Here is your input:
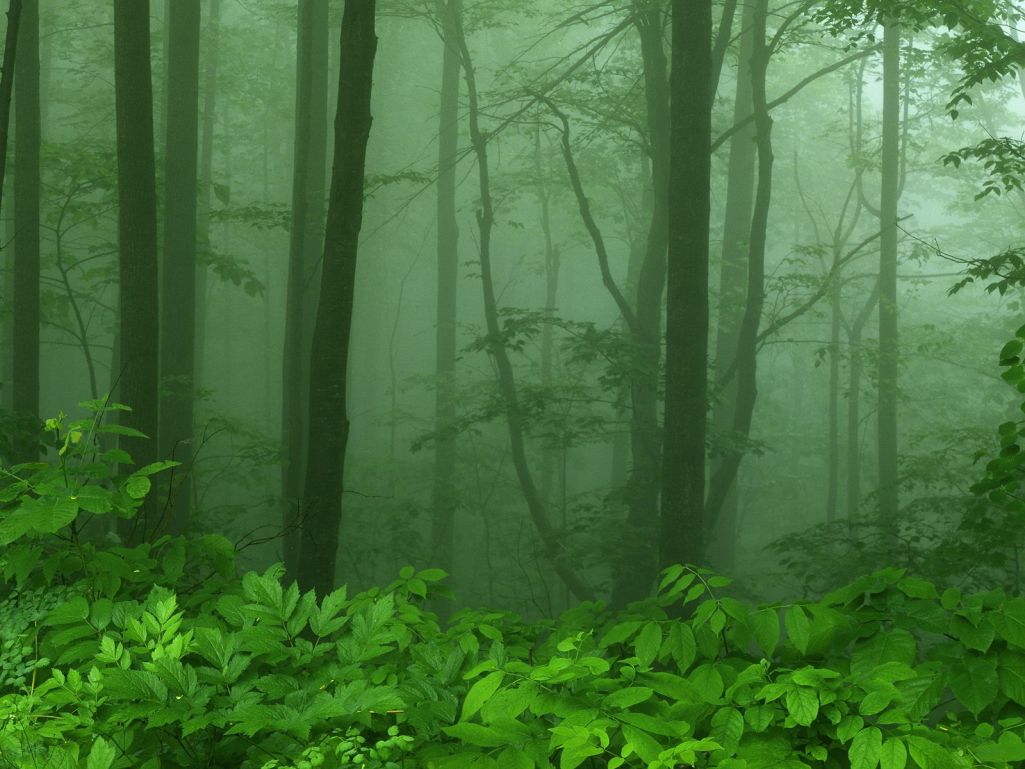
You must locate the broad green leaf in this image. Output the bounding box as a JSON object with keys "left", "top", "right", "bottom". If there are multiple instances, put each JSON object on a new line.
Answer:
{"left": 750, "top": 608, "right": 780, "bottom": 656}
{"left": 462, "top": 671, "right": 505, "bottom": 722}
{"left": 602, "top": 687, "right": 653, "bottom": 709}
{"left": 600, "top": 621, "right": 642, "bottom": 649}
{"left": 669, "top": 621, "right": 697, "bottom": 672}
{"left": 785, "top": 686, "right": 818, "bottom": 726}
{"left": 124, "top": 475, "right": 151, "bottom": 500}
{"left": 849, "top": 727, "right": 882, "bottom": 769}
{"left": 879, "top": 737, "right": 907, "bottom": 769}
{"left": 836, "top": 714, "right": 864, "bottom": 743}
{"left": 442, "top": 722, "right": 509, "bottom": 748}
{"left": 896, "top": 576, "right": 938, "bottom": 600}
{"left": 621, "top": 724, "right": 663, "bottom": 763}
{"left": 87, "top": 736, "right": 117, "bottom": 769}
{"left": 851, "top": 629, "right": 916, "bottom": 678}
{"left": 950, "top": 654, "right": 997, "bottom": 715}
{"left": 634, "top": 622, "right": 662, "bottom": 667}
{"left": 710, "top": 707, "right": 745, "bottom": 753}
{"left": 1000, "top": 598, "right": 1025, "bottom": 649}
{"left": 785, "top": 605, "right": 810, "bottom": 654}
{"left": 999, "top": 650, "right": 1025, "bottom": 706}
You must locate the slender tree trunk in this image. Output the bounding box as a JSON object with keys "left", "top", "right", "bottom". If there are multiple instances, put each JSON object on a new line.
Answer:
{"left": 826, "top": 279, "right": 841, "bottom": 521}
{"left": 701, "top": 0, "right": 773, "bottom": 556}
{"left": 877, "top": 20, "right": 900, "bottom": 521}
{"left": 283, "top": 0, "right": 329, "bottom": 579}
{"left": 431, "top": 0, "right": 461, "bottom": 602}
{"left": 0, "top": 0, "right": 22, "bottom": 218}
{"left": 113, "top": 0, "right": 159, "bottom": 546}
{"left": 706, "top": 0, "right": 756, "bottom": 571}
{"left": 194, "top": 0, "right": 220, "bottom": 409}
{"left": 454, "top": 12, "right": 594, "bottom": 603}
{"left": 847, "top": 279, "right": 878, "bottom": 518}
{"left": 661, "top": 0, "right": 713, "bottom": 571}
{"left": 159, "top": 0, "right": 200, "bottom": 537}
{"left": 536, "top": 120, "right": 560, "bottom": 510}
{"left": 296, "top": 0, "right": 377, "bottom": 597}
{"left": 11, "top": 0, "right": 36, "bottom": 462}
{"left": 610, "top": 4, "right": 669, "bottom": 608}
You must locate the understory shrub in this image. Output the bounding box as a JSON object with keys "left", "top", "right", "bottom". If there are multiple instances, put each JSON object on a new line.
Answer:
{"left": 2, "top": 401, "right": 1025, "bottom": 767}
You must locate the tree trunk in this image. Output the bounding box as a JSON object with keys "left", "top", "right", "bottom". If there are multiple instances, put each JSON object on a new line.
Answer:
{"left": 159, "top": 0, "right": 200, "bottom": 537}
{"left": 431, "top": 0, "right": 461, "bottom": 609}
{"left": 610, "top": 4, "right": 669, "bottom": 608}
{"left": 194, "top": 0, "right": 220, "bottom": 401}
{"left": 12, "top": 0, "right": 36, "bottom": 462}
{"left": 113, "top": 0, "right": 160, "bottom": 546}
{"left": 0, "top": 0, "right": 22, "bottom": 217}
{"left": 283, "top": 0, "right": 329, "bottom": 579}
{"left": 701, "top": 0, "right": 773, "bottom": 555}
{"left": 454, "top": 11, "right": 594, "bottom": 604}
{"left": 296, "top": 0, "right": 377, "bottom": 598}
{"left": 661, "top": 0, "right": 714, "bottom": 572}
{"left": 847, "top": 280, "right": 878, "bottom": 519}
{"left": 877, "top": 19, "right": 900, "bottom": 521}
{"left": 706, "top": 0, "right": 756, "bottom": 572}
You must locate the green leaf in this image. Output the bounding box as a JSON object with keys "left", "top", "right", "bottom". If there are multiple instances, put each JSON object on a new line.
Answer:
{"left": 785, "top": 686, "right": 818, "bottom": 726}
{"left": 785, "top": 605, "right": 810, "bottom": 654}
{"left": 462, "top": 671, "right": 505, "bottom": 722}
{"left": 879, "top": 737, "right": 907, "bottom": 769}
{"left": 600, "top": 621, "right": 642, "bottom": 649}
{"left": 1000, "top": 597, "right": 1025, "bottom": 649}
{"left": 896, "top": 576, "right": 938, "bottom": 600}
{"left": 849, "top": 727, "right": 882, "bottom": 769}
{"left": 442, "top": 722, "right": 509, "bottom": 748}
{"left": 750, "top": 608, "right": 780, "bottom": 656}
{"left": 602, "top": 686, "right": 653, "bottom": 709}
{"left": 836, "top": 715, "right": 864, "bottom": 743}
{"left": 669, "top": 621, "right": 697, "bottom": 672}
{"left": 851, "top": 629, "right": 916, "bottom": 678}
{"left": 710, "top": 707, "right": 745, "bottom": 753}
{"left": 950, "top": 654, "right": 997, "bottom": 715}
{"left": 999, "top": 650, "right": 1025, "bottom": 706}
{"left": 634, "top": 621, "right": 661, "bottom": 667}
{"left": 621, "top": 724, "right": 663, "bottom": 763}
{"left": 87, "top": 736, "right": 117, "bottom": 769}
{"left": 124, "top": 475, "right": 151, "bottom": 499}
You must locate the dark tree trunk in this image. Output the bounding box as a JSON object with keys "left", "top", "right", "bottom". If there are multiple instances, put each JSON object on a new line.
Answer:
{"left": 194, "top": 0, "right": 220, "bottom": 398}
{"left": 701, "top": 0, "right": 773, "bottom": 554}
{"left": 661, "top": 0, "right": 713, "bottom": 571}
{"left": 610, "top": 4, "right": 669, "bottom": 608}
{"left": 12, "top": 0, "right": 36, "bottom": 463}
{"left": 159, "top": 0, "right": 200, "bottom": 537}
{"left": 431, "top": 0, "right": 461, "bottom": 604}
{"left": 297, "top": 0, "right": 377, "bottom": 597}
{"left": 113, "top": 0, "right": 160, "bottom": 546}
{"left": 0, "top": 0, "right": 22, "bottom": 216}
{"left": 706, "top": 0, "right": 756, "bottom": 572}
{"left": 283, "top": 0, "right": 329, "bottom": 579}
{"left": 877, "top": 20, "right": 900, "bottom": 521}
{"left": 847, "top": 280, "right": 878, "bottom": 519}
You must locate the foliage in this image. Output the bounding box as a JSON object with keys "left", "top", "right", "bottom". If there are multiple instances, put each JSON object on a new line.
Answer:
{"left": 2, "top": 416, "right": 1025, "bottom": 768}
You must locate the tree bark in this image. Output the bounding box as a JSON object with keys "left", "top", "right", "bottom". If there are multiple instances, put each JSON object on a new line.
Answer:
{"left": 297, "top": 0, "right": 377, "bottom": 598}
{"left": 113, "top": 0, "right": 160, "bottom": 546}
{"left": 159, "top": 0, "right": 200, "bottom": 537}
{"left": 11, "top": 0, "right": 36, "bottom": 463}
{"left": 877, "top": 19, "right": 900, "bottom": 521}
{"left": 0, "top": 0, "right": 22, "bottom": 217}
{"left": 611, "top": 3, "right": 669, "bottom": 607}
{"left": 706, "top": 0, "right": 756, "bottom": 572}
{"left": 430, "top": 0, "right": 461, "bottom": 612}
{"left": 661, "top": 0, "right": 713, "bottom": 571}
{"left": 283, "top": 0, "right": 329, "bottom": 579}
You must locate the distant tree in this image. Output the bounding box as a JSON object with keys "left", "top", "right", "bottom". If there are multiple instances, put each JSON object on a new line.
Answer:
{"left": 113, "top": 0, "right": 160, "bottom": 545}
{"left": 430, "top": 0, "right": 461, "bottom": 603}
{"left": 12, "top": 0, "right": 37, "bottom": 463}
{"left": 283, "top": 0, "right": 329, "bottom": 579}
{"left": 660, "top": 0, "right": 712, "bottom": 571}
{"left": 159, "top": 0, "right": 200, "bottom": 536}
{"left": 297, "top": 0, "right": 377, "bottom": 597}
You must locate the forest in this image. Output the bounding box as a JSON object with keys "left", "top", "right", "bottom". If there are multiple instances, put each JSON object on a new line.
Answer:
{"left": 2, "top": 0, "right": 1025, "bottom": 766}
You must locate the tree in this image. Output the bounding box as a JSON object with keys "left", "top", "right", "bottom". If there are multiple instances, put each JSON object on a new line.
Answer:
{"left": 283, "top": 0, "right": 329, "bottom": 579}
{"left": 113, "top": 0, "right": 159, "bottom": 545}
{"left": 297, "top": 0, "right": 377, "bottom": 597}
{"left": 877, "top": 18, "right": 900, "bottom": 520}
{"left": 11, "top": 0, "right": 36, "bottom": 463}
{"left": 159, "top": 0, "right": 200, "bottom": 536}
{"left": 661, "top": 0, "right": 712, "bottom": 571}
{"left": 431, "top": 0, "right": 461, "bottom": 601}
